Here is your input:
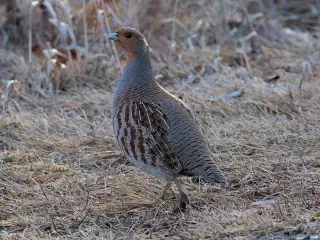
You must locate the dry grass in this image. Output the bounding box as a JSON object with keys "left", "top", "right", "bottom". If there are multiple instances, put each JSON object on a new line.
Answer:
{"left": 1, "top": 0, "right": 320, "bottom": 239}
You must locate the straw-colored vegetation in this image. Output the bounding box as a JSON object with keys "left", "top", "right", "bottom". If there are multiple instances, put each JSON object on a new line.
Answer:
{"left": 1, "top": 0, "right": 319, "bottom": 239}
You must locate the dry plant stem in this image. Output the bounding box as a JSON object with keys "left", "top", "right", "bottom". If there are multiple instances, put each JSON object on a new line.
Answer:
{"left": 70, "top": 190, "right": 90, "bottom": 228}
{"left": 241, "top": 49, "right": 251, "bottom": 71}
{"left": 299, "top": 76, "right": 308, "bottom": 113}
{"left": 102, "top": 1, "right": 123, "bottom": 73}
{"left": 83, "top": 0, "right": 88, "bottom": 52}
{"left": 111, "top": 0, "right": 121, "bottom": 17}
{"left": 219, "top": 0, "right": 229, "bottom": 34}
{"left": 217, "top": 0, "right": 229, "bottom": 44}
{"left": 32, "top": 178, "right": 59, "bottom": 233}
{"left": 28, "top": 2, "right": 33, "bottom": 65}
{"left": 240, "top": 0, "right": 255, "bottom": 33}
{"left": 299, "top": 78, "right": 303, "bottom": 112}
{"left": 168, "top": 0, "right": 179, "bottom": 62}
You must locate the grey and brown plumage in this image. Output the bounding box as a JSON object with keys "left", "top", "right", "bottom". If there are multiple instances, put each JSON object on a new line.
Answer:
{"left": 107, "top": 27, "right": 227, "bottom": 209}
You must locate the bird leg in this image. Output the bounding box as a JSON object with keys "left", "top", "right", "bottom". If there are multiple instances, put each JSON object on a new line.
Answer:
{"left": 173, "top": 180, "right": 189, "bottom": 211}
{"left": 160, "top": 181, "right": 172, "bottom": 200}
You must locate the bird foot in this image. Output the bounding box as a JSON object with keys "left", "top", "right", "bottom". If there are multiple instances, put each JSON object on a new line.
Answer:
{"left": 160, "top": 182, "right": 173, "bottom": 200}
{"left": 173, "top": 191, "right": 189, "bottom": 212}
{"left": 160, "top": 192, "right": 167, "bottom": 201}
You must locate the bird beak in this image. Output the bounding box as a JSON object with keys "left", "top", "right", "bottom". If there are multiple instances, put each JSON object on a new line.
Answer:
{"left": 106, "top": 32, "right": 119, "bottom": 41}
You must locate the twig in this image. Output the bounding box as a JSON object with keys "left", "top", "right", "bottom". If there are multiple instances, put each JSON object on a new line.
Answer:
{"left": 32, "top": 178, "right": 59, "bottom": 234}
{"left": 70, "top": 186, "right": 90, "bottom": 229}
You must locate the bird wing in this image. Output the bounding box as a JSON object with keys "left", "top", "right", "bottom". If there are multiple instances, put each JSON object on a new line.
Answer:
{"left": 113, "top": 101, "right": 182, "bottom": 173}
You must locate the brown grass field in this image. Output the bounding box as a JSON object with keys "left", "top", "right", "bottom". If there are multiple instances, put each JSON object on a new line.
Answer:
{"left": 0, "top": 0, "right": 320, "bottom": 239}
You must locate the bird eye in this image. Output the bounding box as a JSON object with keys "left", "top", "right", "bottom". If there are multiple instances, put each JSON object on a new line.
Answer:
{"left": 124, "top": 32, "right": 132, "bottom": 39}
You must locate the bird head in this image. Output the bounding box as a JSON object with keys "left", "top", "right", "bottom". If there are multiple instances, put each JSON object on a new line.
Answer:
{"left": 107, "top": 27, "right": 149, "bottom": 62}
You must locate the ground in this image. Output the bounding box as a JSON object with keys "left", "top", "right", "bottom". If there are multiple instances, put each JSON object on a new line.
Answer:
{"left": 0, "top": 0, "right": 320, "bottom": 239}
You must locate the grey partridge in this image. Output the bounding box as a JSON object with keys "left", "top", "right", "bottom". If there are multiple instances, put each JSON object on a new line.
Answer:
{"left": 107, "top": 27, "right": 227, "bottom": 209}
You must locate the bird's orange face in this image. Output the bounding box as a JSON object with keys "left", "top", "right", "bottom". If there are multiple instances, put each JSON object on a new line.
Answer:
{"left": 107, "top": 27, "right": 149, "bottom": 63}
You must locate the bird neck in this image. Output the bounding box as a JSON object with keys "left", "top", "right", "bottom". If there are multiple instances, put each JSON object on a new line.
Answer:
{"left": 121, "top": 48, "right": 155, "bottom": 88}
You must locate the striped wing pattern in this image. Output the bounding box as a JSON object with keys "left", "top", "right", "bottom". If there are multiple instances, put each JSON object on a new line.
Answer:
{"left": 113, "top": 101, "right": 181, "bottom": 173}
